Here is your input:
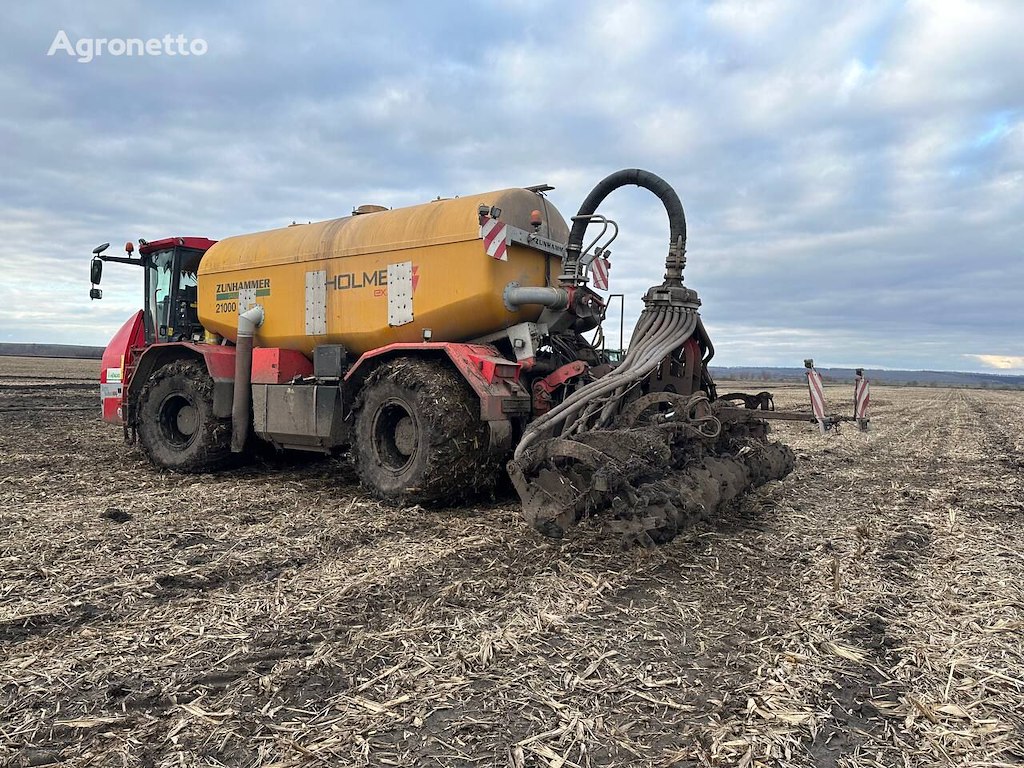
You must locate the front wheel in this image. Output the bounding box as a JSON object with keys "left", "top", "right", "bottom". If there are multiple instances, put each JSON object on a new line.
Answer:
{"left": 137, "top": 359, "right": 232, "bottom": 472}
{"left": 353, "top": 358, "right": 501, "bottom": 505}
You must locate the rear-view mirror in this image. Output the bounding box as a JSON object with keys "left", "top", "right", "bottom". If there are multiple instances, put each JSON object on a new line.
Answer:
{"left": 90, "top": 258, "right": 103, "bottom": 285}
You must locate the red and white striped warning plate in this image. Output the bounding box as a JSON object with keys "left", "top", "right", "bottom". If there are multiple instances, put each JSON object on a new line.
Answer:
{"left": 854, "top": 374, "right": 870, "bottom": 420}
{"left": 480, "top": 217, "right": 508, "bottom": 261}
{"left": 806, "top": 367, "right": 827, "bottom": 432}
{"left": 591, "top": 256, "right": 610, "bottom": 291}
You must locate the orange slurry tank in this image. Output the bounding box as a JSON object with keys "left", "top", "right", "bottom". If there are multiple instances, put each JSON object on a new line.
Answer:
{"left": 197, "top": 189, "right": 569, "bottom": 356}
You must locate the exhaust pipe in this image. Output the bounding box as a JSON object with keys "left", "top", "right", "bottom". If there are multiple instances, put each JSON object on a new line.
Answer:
{"left": 231, "top": 304, "right": 265, "bottom": 453}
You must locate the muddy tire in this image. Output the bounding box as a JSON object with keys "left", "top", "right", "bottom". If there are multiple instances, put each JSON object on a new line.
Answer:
{"left": 353, "top": 358, "right": 500, "bottom": 505}
{"left": 137, "top": 359, "right": 232, "bottom": 472}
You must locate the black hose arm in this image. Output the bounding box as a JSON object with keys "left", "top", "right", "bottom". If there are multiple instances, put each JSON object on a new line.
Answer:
{"left": 566, "top": 169, "right": 687, "bottom": 285}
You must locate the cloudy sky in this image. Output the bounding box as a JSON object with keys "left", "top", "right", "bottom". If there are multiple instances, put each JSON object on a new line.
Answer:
{"left": 2, "top": 1, "right": 1022, "bottom": 372}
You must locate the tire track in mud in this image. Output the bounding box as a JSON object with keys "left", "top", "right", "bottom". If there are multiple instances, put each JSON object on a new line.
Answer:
{"left": 816, "top": 393, "right": 960, "bottom": 760}
{"left": 2, "top": 409, "right": 507, "bottom": 639}
{"left": 13, "top": 493, "right": 649, "bottom": 657}
{"left": 218, "top": 479, "right": 912, "bottom": 766}
{"left": 807, "top": 519, "right": 934, "bottom": 764}
{"left": 0, "top": 555, "right": 313, "bottom": 644}
{"left": 4, "top": 512, "right": 516, "bottom": 652}
{"left": 805, "top": 388, "right": 1023, "bottom": 764}
{"left": 0, "top": 500, "right": 507, "bottom": 646}
{"left": 745, "top": 389, "right": 960, "bottom": 764}
{"left": 4, "top": 522, "right": 577, "bottom": 765}
{"left": 960, "top": 389, "right": 1024, "bottom": 472}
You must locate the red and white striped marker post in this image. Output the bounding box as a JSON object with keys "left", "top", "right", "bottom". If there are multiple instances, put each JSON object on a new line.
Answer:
{"left": 480, "top": 216, "right": 509, "bottom": 261}
{"left": 854, "top": 368, "right": 870, "bottom": 431}
{"left": 804, "top": 359, "right": 828, "bottom": 434}
{"left": 591, "top": 255, "right": 610, "bottom": 291}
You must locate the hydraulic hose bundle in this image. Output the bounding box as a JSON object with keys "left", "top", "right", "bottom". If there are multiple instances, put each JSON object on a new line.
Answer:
{"left": 515, "top": 168, "right": 695, "bottom": 457}
{"left": 514, "top": 308, "right": 698, "bottom": 455}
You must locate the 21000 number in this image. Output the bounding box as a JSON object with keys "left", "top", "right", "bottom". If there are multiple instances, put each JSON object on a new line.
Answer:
{"left": 215, "top": 301, "right": 237, "bottom": 314}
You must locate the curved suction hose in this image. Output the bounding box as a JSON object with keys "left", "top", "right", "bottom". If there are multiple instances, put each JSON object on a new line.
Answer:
{"left": 565, "top": 168, "right": 688, "bottom": 285}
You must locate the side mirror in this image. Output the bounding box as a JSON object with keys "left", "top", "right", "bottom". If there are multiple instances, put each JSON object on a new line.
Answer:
{"left": 90, "top": 258, "right": 103, "bottom": 285}
{"left": 90, "top": 288, "right": 103, "bottom": 300}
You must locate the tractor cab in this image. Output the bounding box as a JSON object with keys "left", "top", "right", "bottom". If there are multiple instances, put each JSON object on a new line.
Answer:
{"left": 138, "top": 237, "right": 215, "bottom": 343}
{"left": 90, "top": 237, "right": 217, "bottom": 344}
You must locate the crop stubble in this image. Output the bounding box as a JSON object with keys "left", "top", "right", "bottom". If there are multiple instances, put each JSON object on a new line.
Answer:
{"left": 0, "top": 357, "right": 1022, "bottom": 767}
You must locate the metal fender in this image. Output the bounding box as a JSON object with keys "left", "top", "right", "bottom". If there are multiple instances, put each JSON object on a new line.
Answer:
{"left": 345, "top": 342, "right": 530, "bottom": 423}
{"left": 126, "top": 342, "right": 238, "bottom": 425}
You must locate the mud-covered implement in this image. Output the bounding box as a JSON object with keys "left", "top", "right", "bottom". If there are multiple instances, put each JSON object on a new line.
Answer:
{"left": 508, "top": 170, "right": 800, "bottom": 543}
{"left": 510, "top": 395, "right": 796, "bottom": 543}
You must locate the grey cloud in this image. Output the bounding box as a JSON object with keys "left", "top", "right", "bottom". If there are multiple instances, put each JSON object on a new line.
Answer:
{"left": 1, "top": 1, "right": 1021, "bottom": 373}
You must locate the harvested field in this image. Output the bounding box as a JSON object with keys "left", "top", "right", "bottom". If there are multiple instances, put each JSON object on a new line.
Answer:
{"left": 1, "top": 356, "right": 1022, "bottom": 767}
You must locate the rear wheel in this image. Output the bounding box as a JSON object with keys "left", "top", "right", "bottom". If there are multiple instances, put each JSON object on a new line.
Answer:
{"left": 353, "top": 358, "right": 500, "bottom": 505}
{"left": 137, "top": 359, "right": 231, "bottom": 472}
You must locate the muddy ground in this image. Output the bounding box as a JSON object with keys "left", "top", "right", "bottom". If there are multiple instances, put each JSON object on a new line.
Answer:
{"left": 0, "top": 356, "right": 1022, "bottom": 767}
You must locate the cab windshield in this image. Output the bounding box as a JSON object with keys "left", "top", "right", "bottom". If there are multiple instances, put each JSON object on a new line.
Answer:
{"left": 147, "top": 249, "right": 176, "bottom": 342}
{"left": 144, "top": 247, "right": 204, "bottom": 343}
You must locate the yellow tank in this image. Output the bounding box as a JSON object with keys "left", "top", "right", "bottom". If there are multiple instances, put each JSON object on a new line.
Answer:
{"left": 197, "top": 189, "right": 568, "bottom": 356}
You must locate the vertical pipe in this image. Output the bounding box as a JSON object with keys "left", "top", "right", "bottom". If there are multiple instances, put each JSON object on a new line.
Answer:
{"left": 606, "top": 293, "right": 625, "bottom": 355}
{"left": 231, "top": 305, "right": 265, "bottom": 453}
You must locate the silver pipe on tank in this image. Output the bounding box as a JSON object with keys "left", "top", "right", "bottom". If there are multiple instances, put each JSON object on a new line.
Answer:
{"left": 230, "top": 304, "right": 265, "bottom": 453}
{"left": 503, "top": 284, "right": 570, "bottom": 310}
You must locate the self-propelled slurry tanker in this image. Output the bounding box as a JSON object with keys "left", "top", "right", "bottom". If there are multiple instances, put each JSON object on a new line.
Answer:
{"left": 90, "top": 169, "right": 857, "bottom": 544}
